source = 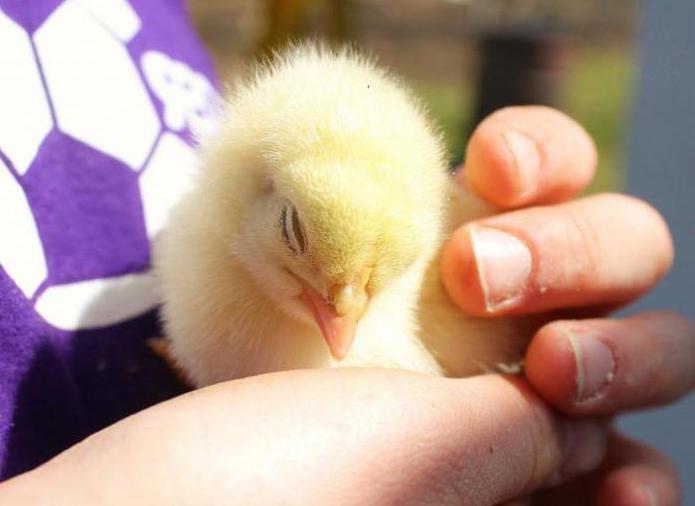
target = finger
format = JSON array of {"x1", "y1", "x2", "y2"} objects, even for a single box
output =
[
  {"x1": 460, "y1": 106, "x2": 597, "y2": 208},
  {"x1": 441, "y1": 193, "x2": 673, "y2": 317},
  {"x1": 526, "y1": 311, "x2": 695, "y2": 415},
  {"x1": 596, "y1": 433, "x2": 680, "y2": 506},
  {"x1": 534, "y1": 432, "x2": 679, "y2": 506}
]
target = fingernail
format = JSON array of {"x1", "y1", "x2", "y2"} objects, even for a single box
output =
[
  {"x1": 470, "y1": 227, "x2": 532, "y2": 312},
  {"x1": 561, "y1": 419, "x2": 607, "y2": 476},
  {"x1": 567, "y1": 332, "x2": 616, "y2": 403},
  {"x1": 502, "y1": 130, "x2": 541, "y2": 199}
]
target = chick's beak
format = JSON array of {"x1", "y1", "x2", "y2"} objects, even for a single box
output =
[{"x1": 299, "y1": 276, "x2": 369, "y2": 361}]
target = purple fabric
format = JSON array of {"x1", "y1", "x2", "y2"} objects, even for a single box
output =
[
  {"x1": 0, "y1": 0, "x2": 218, "y2": 478},
  {"x1": 0, "y1": 0, "x2": 63, "y2": 33},
  {"x1": 24, "y1": 132, "x2": 151, "y2": 285}
]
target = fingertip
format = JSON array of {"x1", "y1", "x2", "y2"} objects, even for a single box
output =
[
  {"x1": 546, "y1": 312, "x2": 695, "y2": 415},
  {"x1": 442, "y1": 221, "x2": 542, "y2": 318},
  {"x1": 621, "y1": 194, "x2": 675, "y2": 278},
  {"x1": 525, "y1": 323, "x2": 578, "y2": 411}
]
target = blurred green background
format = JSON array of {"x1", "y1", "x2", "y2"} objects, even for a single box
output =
[{"x1": 188, "y1": 0, "x2": 638, "y2": 194}]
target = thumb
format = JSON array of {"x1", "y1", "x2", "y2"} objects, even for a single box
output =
[
  {"x1": 167, "y1": 370, "x2": 607, "y2": 505},
  {"x1": 0, "y1": 370, "x2": 607, "y2": 506}
]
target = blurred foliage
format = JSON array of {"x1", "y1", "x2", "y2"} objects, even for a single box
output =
[{"x1": 258, "y1": 0, "x2": 355, "y2": 52}]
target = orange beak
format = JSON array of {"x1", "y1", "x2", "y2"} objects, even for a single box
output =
[{"x1": 299, "y1": 275, "x2": 370, "y2": 361}]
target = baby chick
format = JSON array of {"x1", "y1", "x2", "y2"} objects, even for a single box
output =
[{"x1": 154, "y1": 45, "x2": 527, "y2": 387}]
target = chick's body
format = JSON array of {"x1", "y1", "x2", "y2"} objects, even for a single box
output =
[{"x1": 155, "y1": 46, "x2": 525, "y2": 387}]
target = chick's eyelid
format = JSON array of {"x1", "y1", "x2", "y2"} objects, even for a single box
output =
[
  {"x1": 279, "y1": 205, "x2": 294, "y2": 253},
  {"x1": 291, "y1": 206, "x2": 307, "y2": 253},
  {"x1": 280, "y1": 203, "x2": 307, "y2": 255}
]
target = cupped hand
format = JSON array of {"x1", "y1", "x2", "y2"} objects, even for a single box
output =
[
  {"x1": 0, "y1": 369, "x2": 607, "y2": 506},
  {"x1": 443, "y1": 105, "x2": 695, "y2": 505},
  {"x1": 2, "y1": 106, "x2": 690, "y2": 506}
]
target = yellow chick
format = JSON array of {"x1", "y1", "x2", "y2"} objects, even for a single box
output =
[{"x1": 154, "y1": 44, "x2": 526, "y2": 387}]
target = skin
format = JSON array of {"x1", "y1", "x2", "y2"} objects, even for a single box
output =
[
  {"x1": 0, "y1": 106, "x2": 692, "y2": 505},
  {"x1": 452, "y1": 106, "x2": 691, "y2": 505}
]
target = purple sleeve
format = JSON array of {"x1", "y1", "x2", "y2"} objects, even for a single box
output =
[{"x1": 0, "y1": 0, "x2": 220, "y2": 478}]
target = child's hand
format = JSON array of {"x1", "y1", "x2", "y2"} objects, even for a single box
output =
[{"x1": 443, "y1": 106, "x2": 689, "y2": 505}]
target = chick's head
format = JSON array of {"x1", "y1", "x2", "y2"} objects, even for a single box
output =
[
  {"x1": 202, "y1": 46, "x2": 448, "y2": 360},
  {"x1": 233, "y1": 150, "x2": 441, "y2": 360}
]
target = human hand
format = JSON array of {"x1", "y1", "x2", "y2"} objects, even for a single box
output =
[
  {"x1": 0, "y1": 368, "x2": 609, "y2": 506},
  {"x1": 442, "y1": 106, "x2": 695, "y2": 505},
  {"x1": 1, "y1": 107, "x2": 689, "y2": 506}
]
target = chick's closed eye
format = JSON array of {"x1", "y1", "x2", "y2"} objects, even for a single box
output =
[{"x1": 280, "y1": 202, "x2": 307, "y2": 255}]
